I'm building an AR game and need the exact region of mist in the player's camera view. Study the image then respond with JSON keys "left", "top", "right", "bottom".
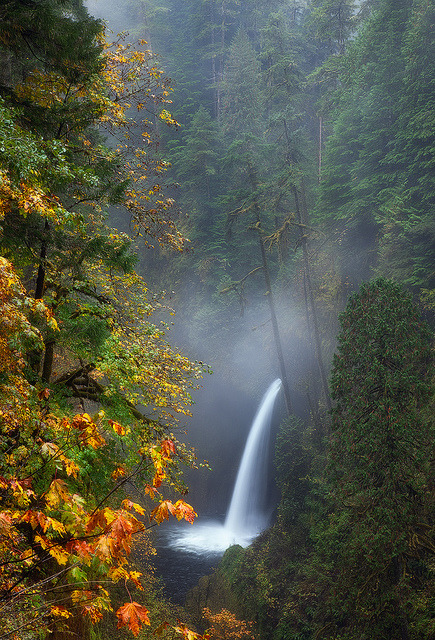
{"left": 80, "top": 0, "right": 410, "bottom": 522}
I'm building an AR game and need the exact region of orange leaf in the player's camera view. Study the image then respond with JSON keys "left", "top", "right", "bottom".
{"left": 72, "top": 413, "right": 106, "bottom": 449}
{"left": 45, "top": 479, "right": 72, "bottom": 508}
{"left": 0, "top": 512, "right": 13, "bottom": 537}
{"left": 122, "top": 499, "right": 146, "bottom": 516}
{"left": 161, "top": 439, "right": 175, "bottom": 458}
{"left": 153, "top": 468, "right": 165, "bottom": 488}
{"left": 110, "top": 512, "right": 135, "bottom": 549}
{"left": 116, "top": 601, "right": 150, "bottom": 636}
{"left": 173, "top": 500, "right": 197, "bottom": 524}
{"left": 94, "top": 534, "right": 115, "bottom": 561}
{"left": 111, "top": 465, "right": 126, "bottom": 481}
{"left": 86, "top": 509, "right": 108, "bottom": 534}
{"left": 150, "top": 500, "right": 176, "bottom": 524}
{"left": 38, "top": 387, "right": 50, "bottom": 401}
{"left": 108, "top": 419, "right": 126, "bottom": 436}
{"left": 144, "top": 484, "right": 159, "bottom": 499}
{"left": 174, "top": 621, "right": 208, "bottom": 640}
{"left": 66, "top": 539, "right": 93, "bottom": 561}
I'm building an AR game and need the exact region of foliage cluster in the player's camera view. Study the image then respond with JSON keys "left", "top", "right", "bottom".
{"left": 204, "top": 279, "right": 433, "bottom": 639}
{"left": 0, "top": 0, "right": 433, "bottom": 638}
{"left": 116, "top": 3, "right": 434, "bottom": 637}
{"left": 0, "top": 1, "right": 209, "bottom": 638}
{"left": 125, "top": 0, "right": 433, "bottom": 378}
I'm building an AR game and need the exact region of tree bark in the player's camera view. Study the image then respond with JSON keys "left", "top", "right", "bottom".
{"left": 248, "top": 164, "right": 292, "bottom": 416}
{"left": 35, "top": 219, "right": 56, "bottom": 383}
{"left": 34, "top": 219, "right": 49, "bottom": 299}
{"left": 293, "top": 186, "right": 332, "bottom": 413}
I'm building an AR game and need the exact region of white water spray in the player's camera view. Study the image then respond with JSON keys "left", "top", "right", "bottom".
{"left": 167, "top": 379, "right": 282, "bottom": 554}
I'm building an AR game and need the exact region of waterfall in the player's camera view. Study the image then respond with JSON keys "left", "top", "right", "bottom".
{"left": 166, "top": 379, "right": 282, "bottom": 554}
{"left": 224, "top": 378, "right": 282, "bottom": 538}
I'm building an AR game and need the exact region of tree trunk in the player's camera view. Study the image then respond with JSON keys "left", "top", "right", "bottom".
{"left": 293, "top": 186, "right": 332, "bottom": 413}
{"left": 34, "top": 219, "right": 49, "bottom": 299}
{"left": 282, "top": 120, "right": 331, "bottom": 414}
{"left": 41, "top": 339, "right": 55, "bottom": 383}
{"left": 318, "top": 116, "right": 323, "bottom": 183}
{"left": 35, "top": 219, "right": 56, "bottom": 382}
{"left": 248, "top": 165, "right": 292, "bottom": 416}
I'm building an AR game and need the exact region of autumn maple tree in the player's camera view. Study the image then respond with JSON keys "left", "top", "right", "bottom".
{"left": 0, "top": 259, "right": 201, "bottom": 637}
{"left": 0, "top": 1, "right": 207, "bottom": 638}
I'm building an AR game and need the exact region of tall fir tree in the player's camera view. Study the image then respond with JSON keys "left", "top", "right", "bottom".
{"left": 313, "top": 278, "right": 434, "bottom": 639}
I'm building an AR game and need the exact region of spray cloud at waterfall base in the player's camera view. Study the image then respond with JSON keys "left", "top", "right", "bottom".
{"left": 165, "top": 379, "right": 282, "bottom": 555}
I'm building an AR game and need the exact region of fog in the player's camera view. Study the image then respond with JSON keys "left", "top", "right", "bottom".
{"left": 82, "top": 0, "right": 331, "bottom": 518}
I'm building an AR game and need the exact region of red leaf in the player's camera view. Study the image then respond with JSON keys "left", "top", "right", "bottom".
{"left": 116, "top": 601, "right": 150, "bottom": 636}
{"left": 161, "top": 439, "right": 175, "bottom": 458}
{"left": 38, "top": 387, "right": 50, "bottom": 401}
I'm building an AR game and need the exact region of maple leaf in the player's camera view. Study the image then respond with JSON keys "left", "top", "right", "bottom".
{"left": 122, "top": 499, "right": 146, "bottom": 516}
{"left": 38, "top": 387, "right": 50, "bottom": 401}
{"left": 0, "top": 512, "right": 13, "bottom": 538}
{"left": 21, "top": 509, "right": 45, "bottom": 530}
{"left": 45, "top": 478, "right": 72, "bottom": 508}
{"left": 152, "top": 468, "right": 166, "bottom": 488}
{"left": 62, "top": 456, "right": 80, "bottom": 478}
{"left": 66, "top": 539, "right": 93, "bottom": 561}
{"left": 174, "top": 621, "right": 208, "bottom": 640}
{"left": 45, "top": 516, "right": 66, "bottom": 535}
{"left": 108, "top": 419, "right": 126, "bottom": 435}
{"left": 128, "top": 571, "right": 144, "bottom": 590}
{"left": 86, "top": 509, "right": 109, "bottom": 534}
{"left": 41, "top": 442, "right": 58, "bottom": 458}
{"left": 173, "top": 500, "right": 197, "bottom": 524}
{"left": 48, "top": 543, "right": 70, "bottom": 566}
{"left": 21, "top": 510, "right": 66, "bottom": 535}
{"left": 150, "top": 446, "right": 167, "bottom": 487}
{"left": 82, "top": 603, "right": 104, "bottom": 623}
{"left": 161, "top": 439, "right": 175, "bottom": 458}
{"left": 116, "top": 601, "right": 150, "bottom": 636}
{"left": 150, "top": 500, "right": 176, "bottom": 524}
{"left": 109, "top": 512, "right": 136, "bottom": 554}
{"left": 108, "top": 566, "right": 129, "bottom": 582}
{"left": 50, "top": 605, "right": 72, "bottom": 618}
{"left": 72, "top": 413, "right": 106, "bottom": 449}
{"left": 111, "top": 465, "right": 127, "bottom": 481}
{"left": 95, "top": 534, "right": 115, "bottom": 561}
{"left": 144, "top": 484, "right": 159, "bottom": 499}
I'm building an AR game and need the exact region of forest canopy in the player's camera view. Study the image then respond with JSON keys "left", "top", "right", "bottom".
{"left": 0, "top": 0, "right": 433, "bottom": 639}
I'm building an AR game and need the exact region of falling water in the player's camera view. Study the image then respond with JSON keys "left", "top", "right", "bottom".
{"left": 165, "top": 379, "right": 282, "bottom": 554}
{"left": 224, "top": 378, "right": 282, "bottom": 537}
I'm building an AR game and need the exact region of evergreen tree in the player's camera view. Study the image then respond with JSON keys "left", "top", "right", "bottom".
{"left": 306, "top": 0, "right": 358, "bottom": 54}
{"left": 314, "top": 278, "right": 434, "bottom": 638}
{"left": 316, "top": 0, "right": 434, "bottom": 290}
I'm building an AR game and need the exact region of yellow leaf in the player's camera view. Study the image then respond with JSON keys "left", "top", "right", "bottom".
{"left": 48, "top": 544, "right": 69, "bottom": 566}
{"left": 45, "top": 478, "right": 72, "bottom": 508}
{"left": 122, "top": 499, "right": 145, "bottom": 516}
{"left": 51, "top": 606, "right": 73, "bottom": 618}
